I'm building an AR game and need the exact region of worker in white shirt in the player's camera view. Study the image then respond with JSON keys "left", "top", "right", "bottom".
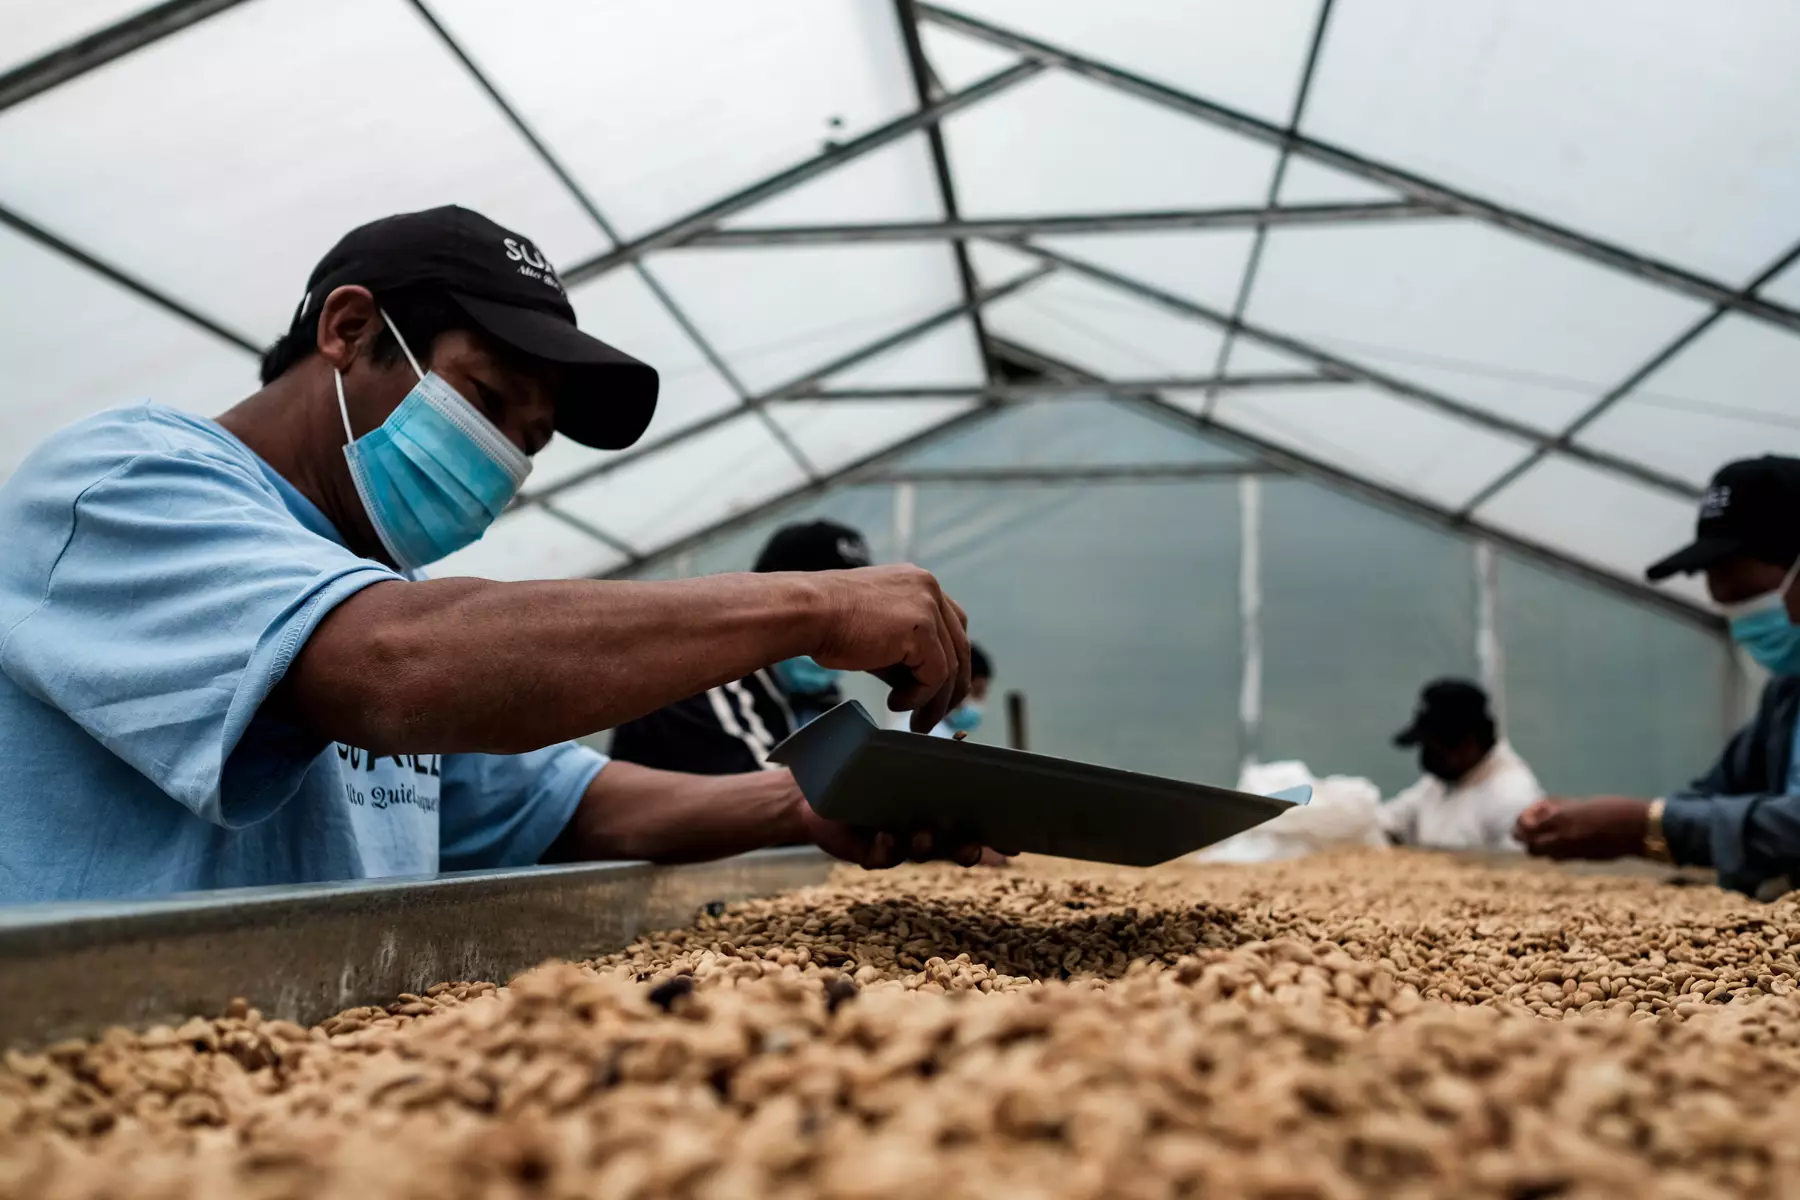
{"left": 1378, "top": 679, "right": 1544, "bottom": 851}
{"left": 891, "top": 644, "right": 992, "bottom": 738}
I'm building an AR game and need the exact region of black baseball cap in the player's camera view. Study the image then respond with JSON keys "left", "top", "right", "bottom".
{"left": 1646, "top": 456, "right": 1800, "bottom": 581}
{"left": 1394, "top": 679, "right": 1492, "bottom": 747}
{"left": 754, "top": 521, "right": 872, "bottom": 573}
{"left": 290, "top": 205, "right": 657, "bottom": 450}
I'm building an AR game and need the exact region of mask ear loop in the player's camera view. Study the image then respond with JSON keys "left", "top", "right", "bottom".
{"left": 334, "top": 370, "right": 355, "bottom": 446}
{"left": 376, "top": 306, "right": 425, "bottom": 382}
{"left": 336, "top": 307, "right": 426, "bottom": 447}
{"left": 1780, "top": 553, "right": 1800, "bottom": 605}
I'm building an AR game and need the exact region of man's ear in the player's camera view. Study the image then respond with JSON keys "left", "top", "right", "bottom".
{"left": 316, "top": 286, "right": 381, "bottom": 372}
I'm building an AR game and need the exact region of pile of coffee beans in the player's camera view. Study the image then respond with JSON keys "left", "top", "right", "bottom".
{"left": 5, "top": 850, "right": 1800, "bottom": 1198}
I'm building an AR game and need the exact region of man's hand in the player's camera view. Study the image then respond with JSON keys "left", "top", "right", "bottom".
{"left": 806, "top": 565, "right": 970, "bottom": 733}
{"left": 1514, "top": 796, "right": 1651, "bottom": 861}
{"left": 790, "top": 783, "right": 1007, "bottom": 870}
{"left": 795, "top": 801, "right": 1005, "bottom": 870}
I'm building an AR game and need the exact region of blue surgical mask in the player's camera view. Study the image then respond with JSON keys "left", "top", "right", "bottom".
{"left": 944, "top": 700, "right": 984, "bottom": 734}
{"left": 1726, "top": 556, "right": 1800, "bottom": 676}
{"left": 772, "top": 656, "right": 840, "bottom": 696}
{"left": 337, "top": 309, "right": 531, "bottom": 571}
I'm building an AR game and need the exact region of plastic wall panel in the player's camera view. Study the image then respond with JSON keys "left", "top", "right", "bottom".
{"left": 552, "top": 412, "right": 807, "bottom": 555}
{"left": 1213, "top": 384, "right": 1536, "bottom": 510}
{"left": 768, "top": 400, "right": 974, "bottom": 476}
{"left": 819, "top": 320, "right": 985, "bottom": 391}
{"left": 1258, "top": 477, "right": 1479, "bottom": 796}
{"left": 941, "top": 71, "right": 1277, "bottom": 217}
{"left": 426, "top": 0, "right": 917, "bottom": 241}
{"left": 917, "top": 21, "right": 1023, "bottom": 92}
{"left": 913, "top": 477, "right": 1243, "bottom": 783}
{"left": 1576, "top": 315, "right": 1800, "bottom": 487}
{"left": 0, "top": 0, "right": 605, "bottom": 341}
{"left": 1476, "top": 455, "right": 1709, "bottom": 604}
{"left": 900, "top": 397, "right": 1248, "bottom": 470}
{"left": 983, "top": 273, "right": 1228, "bottom": 380}
{"left": 640, "top": 243, "right": 965, "bottom": 395}
{"left": 1304, "top": 0, "right": 1800, "bottom": 281}
{"left": 1497, "top": 551, "right": 1734, "bottom": 797}
{"left": 1033, "top": 231, "right": 1256, "bottom": 313}
{"left": 717, "top": 135, "right": 945, "bottom": 229}
{"left": 0, "top": 224, "right": 254, "bottom": 482}
{"left": 942, "top": 0, "right": 1323, "bottom": 125}
{"left": 1246, "top": 221, "right": 1711, "bottom": 433}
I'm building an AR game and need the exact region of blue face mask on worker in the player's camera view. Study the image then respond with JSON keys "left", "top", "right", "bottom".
{"left": 943, "top": 700, "right": 984, "bottom": 734}
{"left": 337, "top": 309, "right": 532, "bottom": 571}
{"left": 1726, "top": 556, "right": 1800, "bottom": 676}
{"left": 772, "top": 656, "right": 841, "bottom": 697}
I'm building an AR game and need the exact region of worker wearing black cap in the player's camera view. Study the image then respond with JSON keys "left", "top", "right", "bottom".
{"left": 0, "top": 208, "right": 981, "bottom": 903}
{"left": 610, "top": 520, "right": 875, "bottom": 774}
{"left": 1378, "top": 679, "right": 1544, "bottom": 851}
{"left": 1517, "top": 456, "right": 1800, "bottom": 896}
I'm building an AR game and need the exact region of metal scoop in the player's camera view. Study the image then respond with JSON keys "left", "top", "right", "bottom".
{"left": 769, "top": 700, "right": 1310, "bottom": 867}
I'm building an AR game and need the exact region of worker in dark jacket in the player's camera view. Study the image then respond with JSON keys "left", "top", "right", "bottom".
{"left": 1516, "top": 456, "right": 1800, "bottom": 896}
{"left": 609, "top": 521, "right": 872, "bottom": 774}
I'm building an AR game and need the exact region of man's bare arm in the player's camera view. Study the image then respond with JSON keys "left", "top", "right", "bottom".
{"left": 275, "top": 566, "right": 969, "bottom": 754}
{"left": 542, "top": 762, "right": 988, "bottom": 869}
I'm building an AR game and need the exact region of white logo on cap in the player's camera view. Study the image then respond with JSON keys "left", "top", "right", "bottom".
{"left": 502, "top": 237, "right": 565, "bottom": 294}
{"left": 1700, "top": 484, "right": 1731, "bottom": 520}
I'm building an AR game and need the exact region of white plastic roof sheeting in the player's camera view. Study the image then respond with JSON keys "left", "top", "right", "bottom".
{"left": 3, "top": 0, "right": 1799, "bottom": 612}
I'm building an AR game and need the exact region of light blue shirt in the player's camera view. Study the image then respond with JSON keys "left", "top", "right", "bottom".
{"left": 0, "top": 403, "right": 606, "bottom": 903}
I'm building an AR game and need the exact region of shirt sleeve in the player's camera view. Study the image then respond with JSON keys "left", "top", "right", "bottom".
{"left": 438, "top": 742, "right": 609, "bottom": 872}
{"left": 1661, "top": 792, "right": 1800, "bottom": 896}
{"left": 0, "top": 433, "right": 400, "bottom": 828}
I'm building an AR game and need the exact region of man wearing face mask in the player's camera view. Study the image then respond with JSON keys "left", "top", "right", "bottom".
{"left": 1516, "top": 456, "right": 1800, "bottom": 897}
{"left": 0, "top": 207, "right": 985, "bottom": 904}
{"left": 1376, "top": 679, "right": 1544, "bottom": 851}
{"left": 609, "top": 521, "right": 874, "bottom": 773}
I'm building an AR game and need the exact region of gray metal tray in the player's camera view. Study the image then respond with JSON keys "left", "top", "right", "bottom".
{"left": 769, "top": 701, "right": 1308, "bottom": 867}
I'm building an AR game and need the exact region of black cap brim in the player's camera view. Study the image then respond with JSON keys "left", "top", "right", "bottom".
{"left": 450, "top": 292, "right": 658, "bottom": 450}
{"left": 1645, "top": 534, "right": 1745, "bottom": 582}
{"left": 1393, "top": 723, "right": 1424, "bottom": 748}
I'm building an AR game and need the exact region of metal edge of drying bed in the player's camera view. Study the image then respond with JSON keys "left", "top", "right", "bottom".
{"left": 0, "top": 847, "right": 836, "bottom": 1049}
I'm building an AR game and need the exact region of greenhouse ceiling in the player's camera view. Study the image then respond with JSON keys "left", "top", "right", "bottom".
{"left": 4, "top": 0, "right": 1799, "bottom": 620}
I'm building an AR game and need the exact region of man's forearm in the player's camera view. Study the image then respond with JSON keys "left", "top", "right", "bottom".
{"left": 543, "top": 761, "right": 806, "bottom": 865}
{"left": 281, "top": 573, "right": 826, "bottom": 753}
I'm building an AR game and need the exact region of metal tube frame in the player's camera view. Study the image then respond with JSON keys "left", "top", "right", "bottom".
{"left": 0, "top": 201, "right": 260, "bottom": 355}
{"left": 918, "top": 2, "right": 1800, "bottom": 337}
{"left": 598, "top": 403, "right": 1012, "bottom": 579}
{"left": 1458, "top": 234, "right": 1800, "bottom": 515}
{"left": 785, "top": 373, "right": 1342, "bottom": 401}
{"left": 859, "top": 462, "right": 1286, "bottom": 485}
{"left": 1010, "top": 239, "right": 1704, "bottom": 504}
{"left": 513, "top": 265, "right": 1054, "bottom": 511}
{"left": 1206, "top": 0, "right": 1335, "bottom": 418}
{"left": 987, "top": 336, "right": 1721, "bottom": 631}
{"left": 678, "top": 201, "right": 1437, "bottom": 246}
{"left": 2, "top": 0, "right": 1783, "bottom": 591}
{"left": 558, "top": 60, "right": 1045, "bottom": 287}
{"left": 893, "top": 0, "right": 994, "bottom": 383}
{"left": 0, "top": 0, "right": 253, "bottom": 114}
{"left": 406, "top": 0, "right": 821, "bottom": 507}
